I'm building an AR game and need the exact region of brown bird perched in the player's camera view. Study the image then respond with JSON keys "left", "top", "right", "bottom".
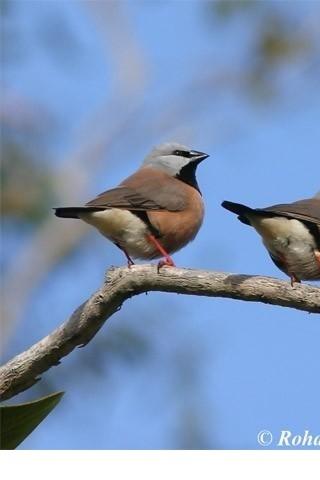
{"left": 55, "top": 142, "right": 209, "bottom": 270}
{"left": 221, "top": 196, "right": 320, "bottom": 285}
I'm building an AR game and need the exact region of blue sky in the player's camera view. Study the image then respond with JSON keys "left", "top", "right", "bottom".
{"left": 3, "top": 1, "right": 320, "bottom": 449}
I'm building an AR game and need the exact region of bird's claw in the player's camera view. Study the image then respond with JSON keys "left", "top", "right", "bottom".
{"left": 290, "top": 273, "right": 301, "bottom": 287}
{"left": 157, "top": 256, "right": 176, "bottom": 273}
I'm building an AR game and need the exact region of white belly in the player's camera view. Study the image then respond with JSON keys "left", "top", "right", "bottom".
{"left": 249, "top": 215, "right": 320, "bottom": 280}
{"left": 79, "top": 208, "right": 156, "bottom": 259}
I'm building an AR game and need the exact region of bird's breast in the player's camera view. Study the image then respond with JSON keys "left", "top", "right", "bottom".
{"left": 147, "top": 192, "right": 204, "bottom": 255}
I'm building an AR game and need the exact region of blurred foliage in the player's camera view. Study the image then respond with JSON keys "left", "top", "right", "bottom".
{"left": 1, "top": 141, "right": 55, "bottom": 222}
{"left": 35, "top": 9, "right": 83, "bottom": 70}
{"left": 0, "top": 392, "right": 64, "bottom": 450}
{"left": 1, "top": 0, "right": 24, "bottom": 64}
{"left": 209, "top": 0, "right": 318, "bottom": 101}
{"left": 75, "top": 325, "right": 151, "bottom": 376}
{"left": 213, "top": 0, "right": 256, "bottom": 17}
{"left": 24, "top": 323, "right": 152, "bottom": 400}
{"left": 1, "top": 0, "right": 82, "bottom": 67}
{"left": 257, "top": 14, "right": 311, "bottom": 64}
{"left": 246, "top": 12, "right": 313, "bottom": 100}
{"left": 0, "top": 0, "right": 9, "bottom": 15}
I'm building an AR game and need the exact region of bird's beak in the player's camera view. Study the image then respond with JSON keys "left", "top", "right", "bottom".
{"left": 190, "top": 151, "right": 209, "bottom": 162}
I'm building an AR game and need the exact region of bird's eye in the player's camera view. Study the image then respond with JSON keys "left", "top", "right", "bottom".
{"left": 173, "top": 150, "right": 191, "bottom": 158}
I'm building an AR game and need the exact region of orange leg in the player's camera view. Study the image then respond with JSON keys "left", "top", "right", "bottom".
{"left": 315, "top": 250, "right": 320, "bottom": 269}
{"left": 146, "top": 234, "right": 176, "bottom": 272}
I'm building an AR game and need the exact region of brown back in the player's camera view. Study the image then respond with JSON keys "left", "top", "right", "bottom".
{"left": 260, "top": 198, "right": 320, "bottom": 225}
{"left": 85, "top": 167, "right": 191, "bottom": 212}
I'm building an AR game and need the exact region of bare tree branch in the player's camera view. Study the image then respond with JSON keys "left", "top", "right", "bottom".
{"left": 1, "top": 265, "right": 319, "bottom": 401}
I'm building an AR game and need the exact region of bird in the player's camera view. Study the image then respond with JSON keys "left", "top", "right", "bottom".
{"left": 55, "top": 142, "right": 209, "bottom": 270}
{"left": 221, "top": 196, "right": 320, "bottom": 285}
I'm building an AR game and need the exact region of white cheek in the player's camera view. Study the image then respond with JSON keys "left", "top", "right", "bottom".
{"left": 143, "top": 156, "right": 188, "bottom": 176}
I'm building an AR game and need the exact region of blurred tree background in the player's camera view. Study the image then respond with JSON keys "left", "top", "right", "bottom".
{"left": 1, "top": 0, "right": 320, "bottom": 449}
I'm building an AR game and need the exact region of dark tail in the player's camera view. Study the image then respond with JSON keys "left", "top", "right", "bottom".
{"left": 221, "top": 200, "right": 254, "bottom": 225}
{"left": 54, "top": 206, "right": 105, "bottom": 219}
{"left": 54, "top": 207, "right": 84, "bottom": 219}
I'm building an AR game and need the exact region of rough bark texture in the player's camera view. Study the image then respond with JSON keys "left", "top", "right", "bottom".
{"left": 1, "top": 265, "right": 319, "bottom": 401}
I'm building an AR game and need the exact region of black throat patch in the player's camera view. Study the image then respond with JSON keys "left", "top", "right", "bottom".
{"left": 175, "top": 162, "right": 201, "bottom": 194}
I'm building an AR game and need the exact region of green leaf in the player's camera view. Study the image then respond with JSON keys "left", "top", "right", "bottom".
{"left": 0, "top": 391, "right": 64, "bottom": 450}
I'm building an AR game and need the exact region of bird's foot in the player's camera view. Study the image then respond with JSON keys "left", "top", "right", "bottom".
{"left": 290, "top": 273, "right": 301, "bottom": 287}
{"left": 315, "top": 250, "right": 320, "bottom": 269}
{"left": 115, "top": 242, "right": 135, "bottom": 268}
{"left": 126, "top": 257, "right": 135, "bottom": 268}
{"left": 122, "top": 248, "right": 135, "bottom": 268}
{"left": 278, "top": 253, "right": 301, "bottom": 287}
{"left": 157, "top": 256, "right": 176, "bottom": 273}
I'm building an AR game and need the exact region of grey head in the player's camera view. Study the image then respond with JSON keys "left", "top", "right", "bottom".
{"left": 142, "top": 142, "right": 209, "bottom": 192}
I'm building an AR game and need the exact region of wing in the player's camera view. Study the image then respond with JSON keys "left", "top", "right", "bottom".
{"left": 85, "top": 168, "right": 188, "bottom": 212}
{"left": 260, "top": 198, "right": 320, "bottom": 226}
